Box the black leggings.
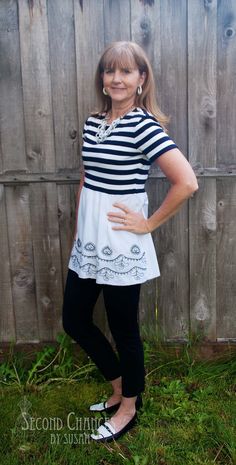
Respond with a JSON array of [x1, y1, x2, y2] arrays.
[[62, 270, 145, 397]]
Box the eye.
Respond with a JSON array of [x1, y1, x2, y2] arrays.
[[122, 68, 132, 74], [104, 68, 113, 74]]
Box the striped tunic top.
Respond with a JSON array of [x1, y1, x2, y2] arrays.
[[82, 107, 177, 195]]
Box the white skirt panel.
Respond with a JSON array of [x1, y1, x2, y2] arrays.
[[68, 186, 160, 286]]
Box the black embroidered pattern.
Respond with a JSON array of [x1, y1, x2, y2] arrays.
[[84, 242, 96, 251], [131, 245, 141, 255], [70, 238, 147, 282], [102, 246, 113, 256]]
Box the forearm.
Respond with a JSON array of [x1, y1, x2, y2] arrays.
[[147, 182, 197, 232], [74, 174, 84, 239]]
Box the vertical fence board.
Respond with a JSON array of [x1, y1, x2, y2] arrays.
[[0, 0, 26, 172], [47, 0, 79, 171], [131, 0, 161, 80], [217, 179, 236, 340], [103, 0, 131, 44], [217, 0, 236, 167], [157, 0, 189, 341], [217, 180, 236, 340], [5, 185, 39, 342], [57, 184, 77, 287], [30, 183, 63, 341], [74, 0, 105, 134], [188, 0, 217, 340], [151, 180, 190, 341], [130, 0, 161, 329], [0, 185, 15, 341], [19, 0, 55, 172], [216, 0, 236, 340]]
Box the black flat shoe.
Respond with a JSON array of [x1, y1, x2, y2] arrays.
[[89, 393, 142, 414], [90, 412, 137, 442]]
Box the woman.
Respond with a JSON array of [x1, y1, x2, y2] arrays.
[[62, 41, 198, 442]]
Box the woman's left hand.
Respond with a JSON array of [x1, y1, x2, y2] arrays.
[[107, 202, 151, 234]]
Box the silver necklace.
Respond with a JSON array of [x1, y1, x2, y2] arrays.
[[95, 108, 135, 144]]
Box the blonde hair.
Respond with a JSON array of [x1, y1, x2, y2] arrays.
[[93, 41, 169, 129]]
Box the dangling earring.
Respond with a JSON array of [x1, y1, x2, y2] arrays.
[[103, 87, 108, 96], [137, 85, 142, 96]]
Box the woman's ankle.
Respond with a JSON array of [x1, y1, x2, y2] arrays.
[[110, 376, 122, 397]]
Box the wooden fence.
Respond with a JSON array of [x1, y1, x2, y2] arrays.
[[0, 0, 235, 344]]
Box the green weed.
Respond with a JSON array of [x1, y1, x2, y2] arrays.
[[0, 335, 235, 464]]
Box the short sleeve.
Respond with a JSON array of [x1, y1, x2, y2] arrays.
[[82, 119, 88, 141], [135, 116, 178, 163]]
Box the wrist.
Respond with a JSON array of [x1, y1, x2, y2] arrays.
[[145, 218, 152, 233]]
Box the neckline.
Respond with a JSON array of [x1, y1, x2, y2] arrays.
[[104, 107, 139, 126]]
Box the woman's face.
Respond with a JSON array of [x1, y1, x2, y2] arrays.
[[102, 64, 146, 106]]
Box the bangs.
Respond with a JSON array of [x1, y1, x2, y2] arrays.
[[100, 46, 138, 71]]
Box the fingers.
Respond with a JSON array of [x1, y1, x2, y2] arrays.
[[112, 202, 131, 214], [107, 211, 126, 220], [107, 216, 127, 225]]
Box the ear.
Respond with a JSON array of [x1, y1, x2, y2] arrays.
[[139, 72, 146, 86]]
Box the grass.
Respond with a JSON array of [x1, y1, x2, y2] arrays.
[[0, 334, 235, 465]]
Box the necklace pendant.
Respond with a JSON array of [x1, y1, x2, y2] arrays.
[[95, 116, 121, 144]]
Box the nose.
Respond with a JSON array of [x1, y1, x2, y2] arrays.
[[112, 70, 122, 83]]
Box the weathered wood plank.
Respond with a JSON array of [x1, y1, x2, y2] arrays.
[[151, 179, 189, 342], [131, 0, 161, 86], [57, 184, 77, 287], [18, 0, 55, 172], [47, 0, 79, 171], [30, 183, 63, 341], [5, 185, 39, 342], [0, 0, 26, 172], [217, 179, 236, 340], [1, 166, 236, 185], [0, 185, 15, 341], [157, 0, 189, 341], [131, 0, 161, 330], [216, 0, 236, 341], [217, 0, 236, 167], [74, 0, 105, 140], [103, 0, 131, 44], [188, 0, 217, 341]]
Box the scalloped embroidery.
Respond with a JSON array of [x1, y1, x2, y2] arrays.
[[70, 238, 147, 282], [84, 242, 96, 251], [102, 246, 113, 256], [131, 245, 141, 255]]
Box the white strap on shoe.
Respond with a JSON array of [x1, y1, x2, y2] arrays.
[[91, 421, 116, 440], [89, 401, 107, 411]]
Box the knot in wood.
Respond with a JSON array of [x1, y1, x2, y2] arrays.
[[200, 96, 216, 119], [41, 295, 52, 308], [193, 297, 210, 321], [37, 109, 44, 117], [139, 0, 154, 5], [14, 268, 34, 289], [140, 15, 151, 44], [27, 148, 41, 160], [225, 27, 235, 39], [69, 129, 77, 140], [57, 208, 62, 219], [204, 0, 214, 9], [50, 266, 56, 276]]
